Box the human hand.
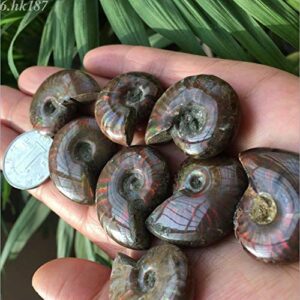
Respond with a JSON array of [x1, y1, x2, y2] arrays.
[[1, 45, 299, 300]]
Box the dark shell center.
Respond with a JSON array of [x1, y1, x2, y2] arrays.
[[43, 99, 56, 115], [249, 192, 277, 225], [120, 171, 145, 200], [139, 270, 156, 292], [185, 171, 206, 193], [125, 87, 143, 105], [174, 104, 207, 138], [73, 141, 94, 163]]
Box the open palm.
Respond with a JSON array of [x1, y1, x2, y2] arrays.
[[1, 45, 299, 300]]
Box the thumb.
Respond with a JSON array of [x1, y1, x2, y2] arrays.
[[32, 258, 110, 300]]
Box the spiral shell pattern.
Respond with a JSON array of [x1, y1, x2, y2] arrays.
[[30, 70, 100, 136], [49, 118, 117, 204], [109, 244, 188, 300], [96, 146, 170, 249], [147, 156, 248, 246], [145, 75, 240, 158], [234, 148, 299, 263], [95, 72, 163, 146]]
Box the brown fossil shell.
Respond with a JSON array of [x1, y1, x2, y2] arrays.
[[146, 156, 248, 246], [94, 72, 163, 146], [234, 148, 299, 263], [96, 146, 170, 249], [145, 74, 240, 158], [49, 118, 117, 204], [109, 244, 188, 300], [30, 70, 100, 136]]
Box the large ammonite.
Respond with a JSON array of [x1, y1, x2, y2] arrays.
[[30, 70, 100, 136], [109, 244, 189, 300], [234, 148, 299, 263], [145, 74, 240, 158], [95, 146, 170, 249], [147, 156, 248, 246], [95, 72, 163, 146], [49, 118, 117, 204]]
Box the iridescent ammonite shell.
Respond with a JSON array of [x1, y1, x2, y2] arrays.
[[96, 146, 170, 249], [49, 118, 117, 204], [30, 70, 100, 136], [94, 72, 163, 146], [146, 156, 248, 246], [109, 244, 188, 300], [234, 148, 299, 263], [145, 75, 240, 158]]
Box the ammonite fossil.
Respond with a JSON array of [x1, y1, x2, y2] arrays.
[[234, 148, 299, 263], [94, 72, 163, 146], [110, 244, 188, 300], [147, 156, 248, 246], [145, 75, 240, 158], [30, 70, 100, 135], [96, 146, 170, 249], [49, 118, 117, 204]]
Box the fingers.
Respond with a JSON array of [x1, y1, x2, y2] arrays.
[[83, 45, 278, 96], [84, 45, 299, 153], [32, 258, 110, 300], [29, 180, 141, 259], [0, 124, 138, 259], [18, 66, 110, 96], [0, 124, 19, 169], [0, 86, 32, 132], [186, 236, 299, 299]]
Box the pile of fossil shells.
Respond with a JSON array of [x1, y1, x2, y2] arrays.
[[30, 70, 299, 300]]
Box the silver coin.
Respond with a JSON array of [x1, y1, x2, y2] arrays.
[[3, 130, 53, 190]]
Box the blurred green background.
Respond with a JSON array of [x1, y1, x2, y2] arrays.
[[1, 0, 299, 298]]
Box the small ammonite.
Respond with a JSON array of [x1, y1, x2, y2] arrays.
[[49, 118, 117, 204], [96, 146, 170, 249], [234, 148, 299, 263], [147, 156, 248, 246], [94, 72, 163, 146], [30, 70, 100, 136], [145, 74, 240, 158], [109, 244, 188, 300]]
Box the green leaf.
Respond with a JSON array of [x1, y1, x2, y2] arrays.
[[74, 0, 100, 62], [1, 175, 12, 210], [0, 197, 50, 271], [195, 0, 292, 72], [56, 218, 74, 258], [129, 0, 203, 54], [286, 0, 300, 11], [7, 1, 45, 78], [100, 0, 149, 46], [0, 16, 23, 26], [233, 0, 298, 48], [286, 51, 299, 74], [53, 0, 75, 68], [149, 33, 172, 48], [94, 246, 112, 268], [174, 0, 251, 60], [74, 231, 95, 261], [38, 8, 55, 66]]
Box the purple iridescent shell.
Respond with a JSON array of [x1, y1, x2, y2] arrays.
[[96, 146, 170, 249], [146, 156, 248, 246], [234, 148, 299, 263], [49, 118, 117, 204], [110, 244, 188, 300], [30, 70, 100, 136], [95, 72, 163, 146], [145, 75, 240, 158]]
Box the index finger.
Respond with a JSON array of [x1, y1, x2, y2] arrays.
[[84, 45, 299, 153]]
